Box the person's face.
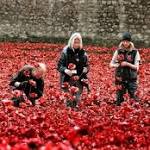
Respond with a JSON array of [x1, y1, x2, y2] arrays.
[[122, 40, 130, 49], [73, 38, 80, 49]]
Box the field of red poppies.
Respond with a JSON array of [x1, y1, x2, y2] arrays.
[[0, 42, 149, 150]]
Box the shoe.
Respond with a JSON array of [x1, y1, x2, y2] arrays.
[[71, 100, 77, 108], [11, 97, 20, 107], [73, 106, 80, 111], [30, 99, 36, 106], [133, 96, 140, 102], [66, 100, 72, 107]]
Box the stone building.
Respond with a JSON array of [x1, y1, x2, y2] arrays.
[[0, 0, 149, 46]]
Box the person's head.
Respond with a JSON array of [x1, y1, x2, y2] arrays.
[[119, 32, 134, 50], [122, 40, 131, 49], [32, 63, 47, 79], [67, 32, 83, 50]]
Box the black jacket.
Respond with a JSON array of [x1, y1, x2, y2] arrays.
[[10, 65, 44, 100], [57, 46, 89, 84], [115, 49, 138, 81]]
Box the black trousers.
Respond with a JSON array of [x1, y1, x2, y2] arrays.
[[11, 86, 37, 107], [115, 80, 138, 104], [12, 94, 36, 107]]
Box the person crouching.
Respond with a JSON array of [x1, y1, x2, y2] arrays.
[[10, 63, 46, 107]]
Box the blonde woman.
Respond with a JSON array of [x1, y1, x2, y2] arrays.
[[57, 32, 89, 108], [110, 32, 141, 106], [10, 63, 47, 107]]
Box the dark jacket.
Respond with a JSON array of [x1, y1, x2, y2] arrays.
[[115, 49, 138, 81], [10, 65, 44, 100], [57, 46, 89, 85]]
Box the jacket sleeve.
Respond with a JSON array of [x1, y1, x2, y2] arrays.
[[133, 50, 141, 71], [10, 65, 32, 88], [36, 79, 44, 99], [10, 71, 22, 87], [83, 52, 90, 74], [57, 52, 67, 73], [27, 79, 44, 100], [109, 50, 120, 68]]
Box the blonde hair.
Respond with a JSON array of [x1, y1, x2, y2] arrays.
[[119, 41, 135, 50], [67, 32, 83, 49], [37, 63, 47, 73]]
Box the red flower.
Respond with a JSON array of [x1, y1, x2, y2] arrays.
[[68, 63, 76, 70], [29, 93, 37, 98], [117, 54, 124, 62], [71, 75, 79, 81], [23, 70, 30, 77], [69, 86, 79, 94], [1, 99, 13, 106], [127, 55, 132, 62], [12, 90, 22, 97], [62, 82, 70, 89], [0, 43, 149, 149], [63, 92, 70, 99]]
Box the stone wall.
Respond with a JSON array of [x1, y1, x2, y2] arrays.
[[0, 0, 149, 46]]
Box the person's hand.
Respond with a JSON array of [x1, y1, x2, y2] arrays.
[[120, 61, 129, 67], [29, 80, 36, 87], [71, 70, 77, 74], [14, 82, 21, 87], [117, 54, 124, 62], [81, 78, 89, 85], [64, 69, 73, 76], [83, 67, 88, 73]]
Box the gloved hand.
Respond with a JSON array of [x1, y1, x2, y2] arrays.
[[83, 67, 88, 73], [14, 82, 21, 87], [64, 69, 72, 76], [65, 69, 77, 76], [71, 69, 77, 74]]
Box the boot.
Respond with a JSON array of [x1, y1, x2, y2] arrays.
[[11, 97, 20, 107]]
